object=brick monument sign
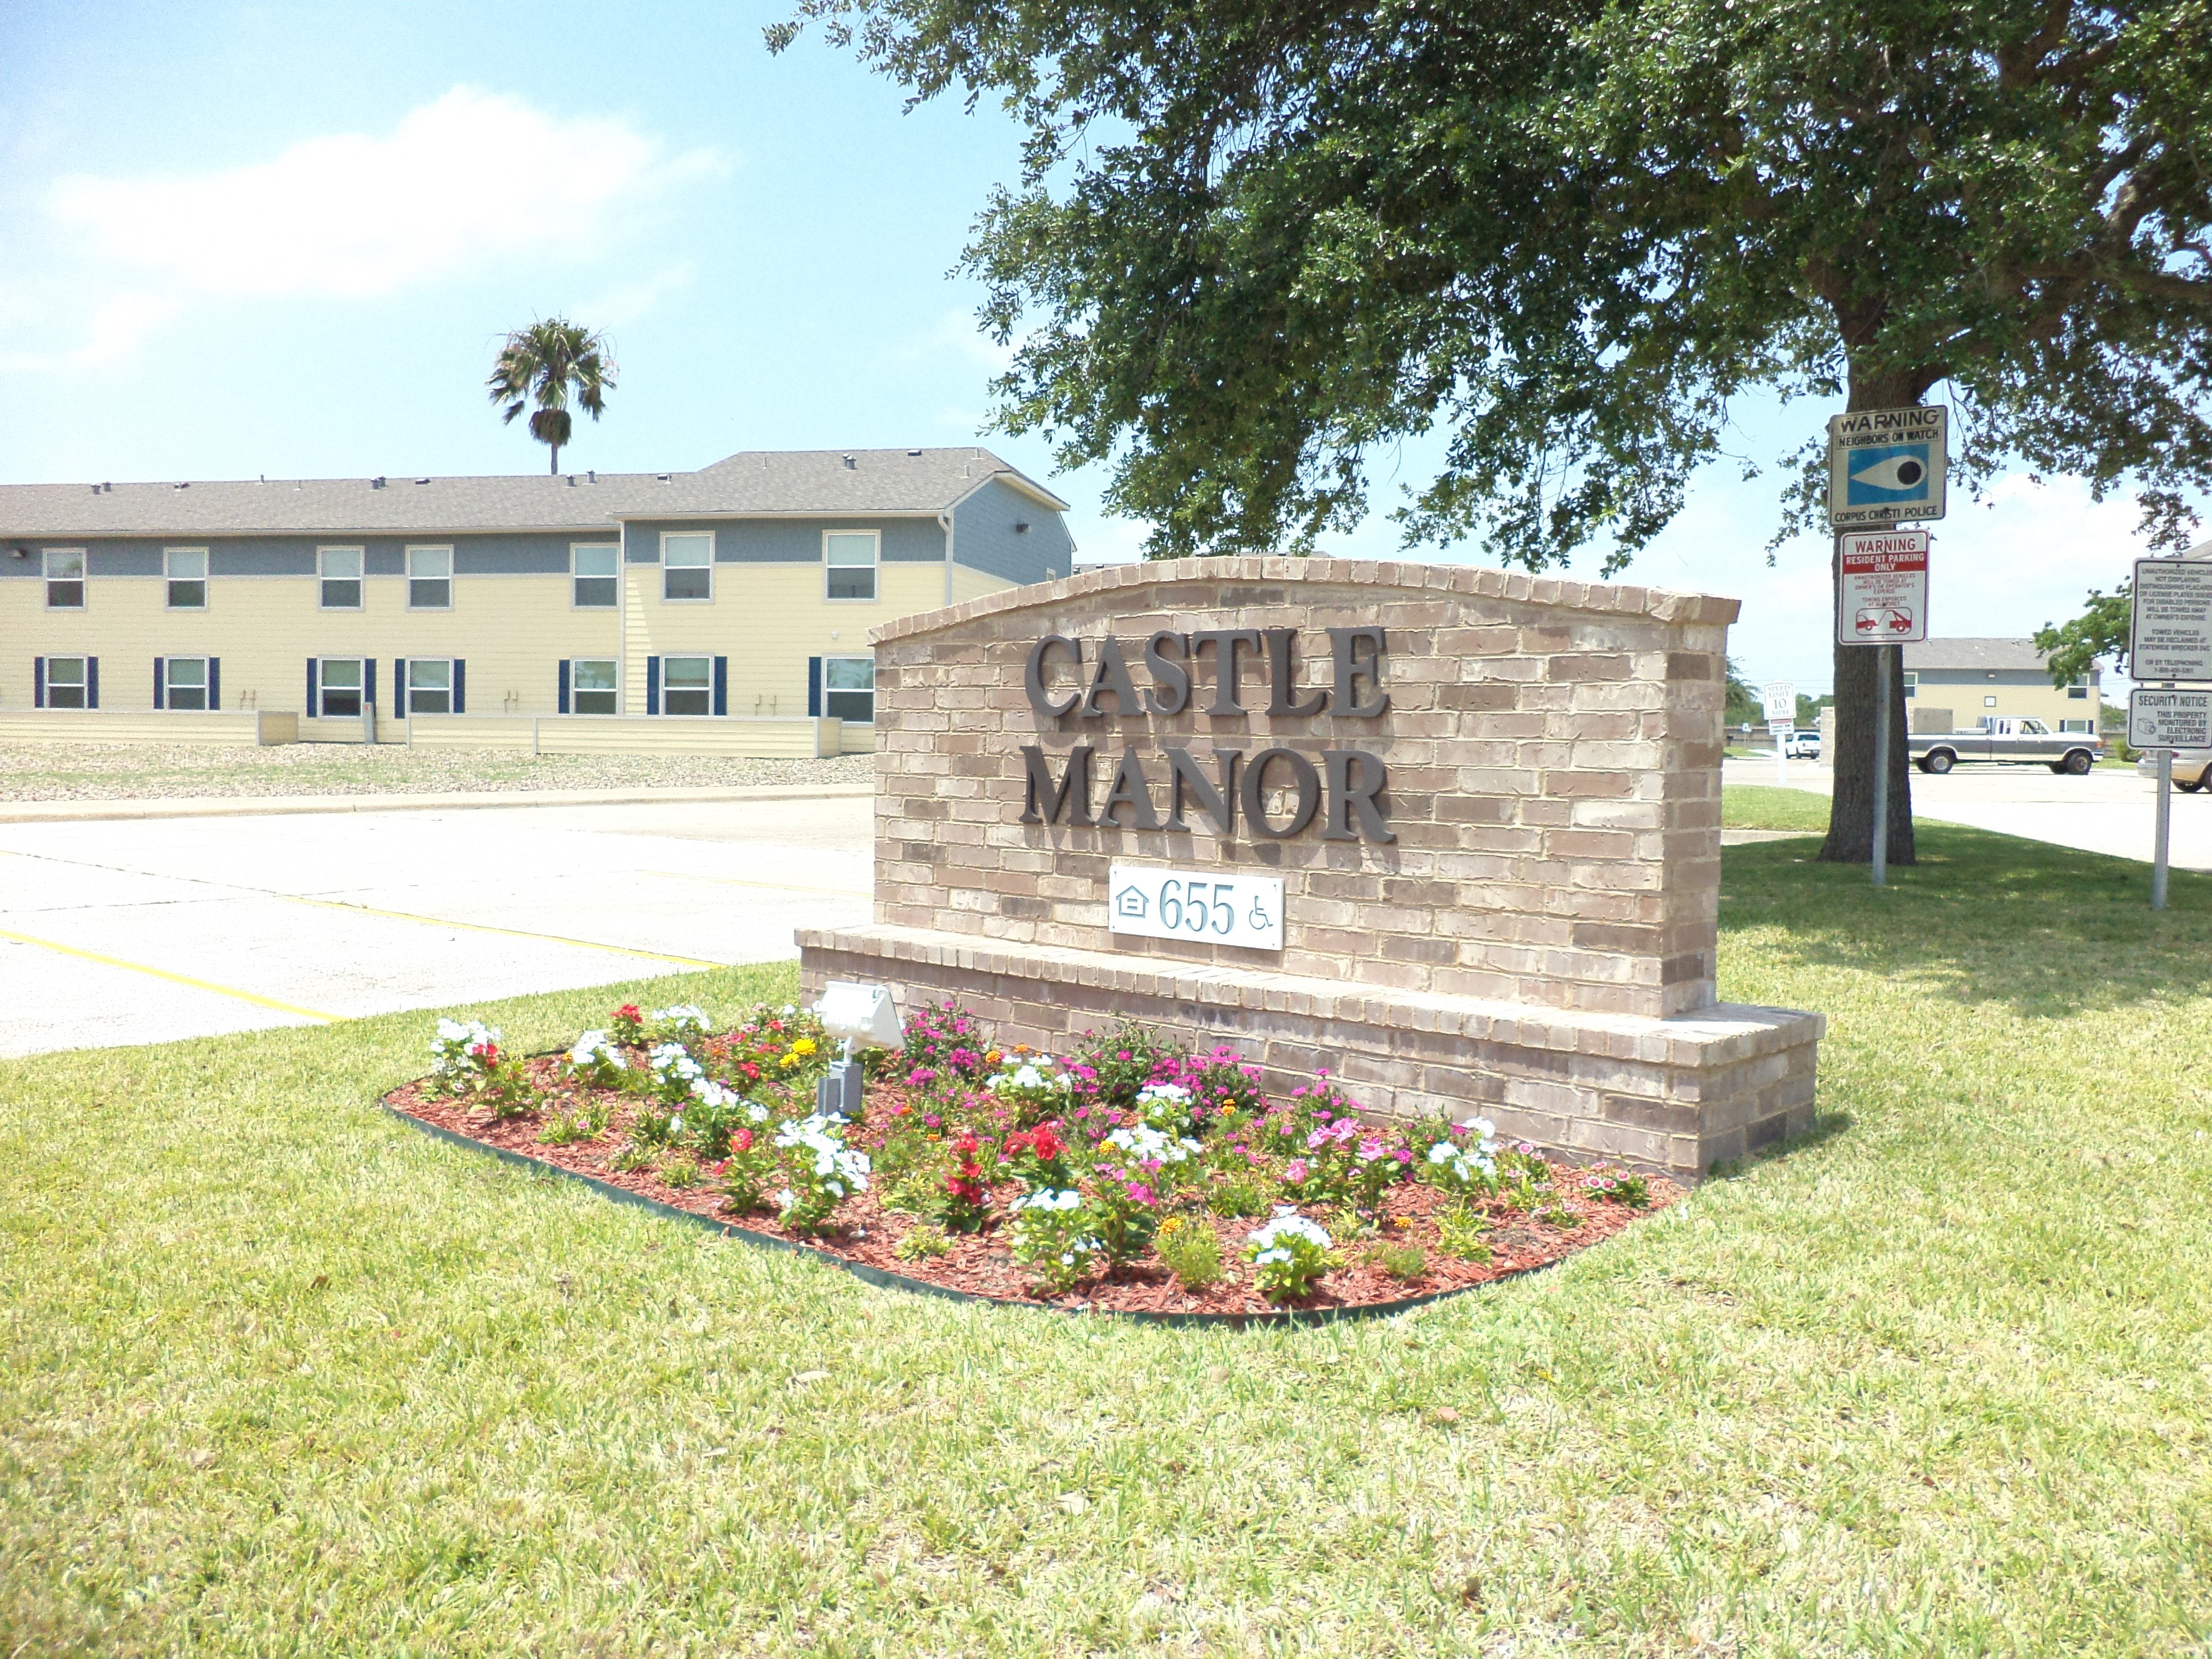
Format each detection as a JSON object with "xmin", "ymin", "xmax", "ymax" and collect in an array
[{"xmin": 799, "ymin": 558, "xmax": 1822, "ymax": 1180}]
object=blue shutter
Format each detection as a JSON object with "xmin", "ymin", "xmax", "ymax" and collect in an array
[
  {"xmin": 33, "ymin": 657, "xmax": 46, "ymax": 709},
  {"xmin": 307, "ymin": 659, "xmax": 319, "ymax": 718},
  {"xmin": 713, "ymin": 656, "xmax": 728, "ymax": 716},
  {"xmin": 363, "ymin": 657, "xmax": 377, "ymax": 712},
  {"xmin": 394, "ymin": 659, "xmax": 407, "ymax": 716},
  {"xmin": 207, "ymin": 658, "xmax": 220, "ymax": 712},
  {"xmin": 452, "ymin": 659, "xmax": 465, "ymax": 715},
  {"xmin": 87, "ymin": 657, "xmax": 99, "ymax": 710},
  {"xmin": 153, "ymin": 657, "xmax": 166, "ymax": 711},
  {"xmin": 807, "ymin": 656, "xmax": 822, "ymax": 717},
  {"xmin": 646, "ymin": 655, "xmax": 661, "ymax": 715},
  {"xmin": 557, "ymin": 659, "xmax": 570, "ymax": 714}
]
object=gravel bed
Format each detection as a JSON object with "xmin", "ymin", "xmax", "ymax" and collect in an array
[{"xmin": 0, "ymin": 741, "xmax": 877, "ymax": 802}]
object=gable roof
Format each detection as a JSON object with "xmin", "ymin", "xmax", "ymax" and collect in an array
[
  {"xmin": 1901, "ymin": 637, "xmax": 2066, "ymax": 673},
  {"xmin": 0, "ymin": 447, "xmax": 1065, "ymax": 540}
]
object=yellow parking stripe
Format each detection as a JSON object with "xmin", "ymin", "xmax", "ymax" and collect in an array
[
  {"xmin": 281, "ymin": 896, "xmax": 724, "ymax": 968},
  {"xmin": 0, "ymin": 928, "xmax": 338, "ymax": 1022},
  {"xmin": 640, "ymin": 869, "xmax": 870, "ymax": 900}
]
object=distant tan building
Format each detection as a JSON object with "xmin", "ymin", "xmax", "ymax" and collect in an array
[{"xmin": 1902, "ymin": 637, "xmax": 2098, "ymax": 735}]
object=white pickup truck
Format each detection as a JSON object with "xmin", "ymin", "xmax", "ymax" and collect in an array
[{"xmin": 1910, "ymin": 718, "xmax": 2102, "ymax": 775}]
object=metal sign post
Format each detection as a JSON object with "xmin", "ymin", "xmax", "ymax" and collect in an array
[
  {"xmin": 2130, "ymin": 563, "xmax": 2212, "ymax": 910},
  {"xmin": 2129, "ymin": 685, "xmax": 2210, "ymax": 913},
  {"xmin": 1827, "ymin": 412, "xmax": 1946, "ymax": 885}
]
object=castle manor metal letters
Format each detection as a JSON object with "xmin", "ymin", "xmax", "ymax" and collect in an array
[{"xmin": 1016, "ymin": 625, "xmax": 1394, "ymax": 843}]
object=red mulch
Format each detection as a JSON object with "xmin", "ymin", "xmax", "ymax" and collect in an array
[{"xmin": 385, "ymin": 1059, "xmax": 1682, "ymax": 1318}]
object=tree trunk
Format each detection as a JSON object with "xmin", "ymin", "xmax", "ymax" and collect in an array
[
  {"xmin": 550, "ymin": 445, "xmax": 560, "ymax": 475},
  {"xmin": 1817, "ymin": 370, "xmax": 1920, "ymax": 865}
]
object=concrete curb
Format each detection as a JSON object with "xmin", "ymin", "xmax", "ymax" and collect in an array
[{"xmin": 0, "ymin": 782, "xmax": 878, "ymax": 825}]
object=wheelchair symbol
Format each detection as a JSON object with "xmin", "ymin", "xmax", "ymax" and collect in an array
[{"xmin": 1247, "ymin": 896, "xmax": 1272, "ymax": 932}]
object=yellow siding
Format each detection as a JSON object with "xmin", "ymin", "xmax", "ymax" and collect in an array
[
  {"xmin": 950, "ymin": 561, "xmax": 1013, "ymax": 603},
  {"xmin": 0, "ymin": 710, "xmax": 296, "ymax": 746},
  {"xmin": 1911, "ymin": 677, "xmax": 2101, "ymax": 730},
  {"xmin": 0, "ymin": 572, "xmax": 618, "ymax": 716}
]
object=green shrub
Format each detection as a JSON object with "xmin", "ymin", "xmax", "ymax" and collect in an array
[
  {"xmin": 1154, "ymin": 1216, "xmax": 1224, "ymax": 1289},
  {"xmin": 1367, "ymin": 1241, "xmax": 1427, "ymax": 1281},
  {"xmin": 893, "ymin": 1224, "xmax": 951, "ymax": 1262},
  {"xmin": 1435, "ymin": 1203, "xmax": 1493, "ymax": 1263}
]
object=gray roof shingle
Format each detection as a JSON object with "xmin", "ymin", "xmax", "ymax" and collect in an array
[
  {"xmin": 1901, "ymin": 637, "xmax": 2069, "ymax": 672},
  {"xmin": 0, "ymin": 447, "xmax": 1065, "ymax": 539}
]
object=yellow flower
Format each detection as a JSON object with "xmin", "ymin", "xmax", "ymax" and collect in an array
[
  {"xmin": 780, "ymin": 1052, "xmax": 801, "ymax": 1068},
  {"xmin": 1158, "ymin": 1216, "xmax": 1184, "ymax": 1237},
  {"xmin": 793, "ymin": 1038, "xmax": 817, "ymax": 1057}
]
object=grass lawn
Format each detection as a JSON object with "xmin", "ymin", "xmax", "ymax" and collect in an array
[
  {"xmin": 5, "ymin": 828, "xmax": 2211, "ymax": 1655},
  {"xmin": 1724, "ymin": 784, "xmax": 1833, "ymax": 833}
]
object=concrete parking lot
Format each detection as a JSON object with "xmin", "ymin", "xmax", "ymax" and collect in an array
[
  {"xmin": 0, "ymin": 796, "xmax": 872, "ymax": 1057},
  {"xmin": 1726, "ymin": 756, "xmax": 2212, "ymax": 870}
]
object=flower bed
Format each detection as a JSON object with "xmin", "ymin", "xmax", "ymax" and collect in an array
[{"xmin": 387, "ymin": 1001, "xmax": 1681, "ymax": 1317}]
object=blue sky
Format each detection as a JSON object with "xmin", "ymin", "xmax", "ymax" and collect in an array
[{"xmin": 2, "ymin": 0, "xmax": 2188, "ymax": 696}]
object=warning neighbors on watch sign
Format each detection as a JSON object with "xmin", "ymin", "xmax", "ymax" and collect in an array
[
  {"xmin": 1837, "ymin": 530, "xmax": 1929, "ymax": 645},
  {"xmin": 1827, "ymin": 406, "xmax": 1948, "ymax": 528}
]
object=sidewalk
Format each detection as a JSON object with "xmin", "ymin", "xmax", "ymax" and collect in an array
[{"xmin": 0, "ymin": 781, "xmax": 876, "ymax": 825}]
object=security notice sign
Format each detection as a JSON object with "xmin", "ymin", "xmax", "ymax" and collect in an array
[
  {"xmin": 1827, "ymin": 406, "xmax": 1949, "ymax": 527},
  {"xmin": 1838, "ymin": 530, "xmax": 1929, "ymax": 644},
  {"xmin": 2132, "ymin": 558, "xmax": 2212, "ymax": 682},
  {"xmin": 2129, "ymin": 687, "xmax": 2212, "ymax": 750}
]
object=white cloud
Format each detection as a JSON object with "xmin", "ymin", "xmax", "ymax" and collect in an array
[
  {"xmin": 583, "ymin": 262, "xmax": 698, "ymax": 326},
  {"xmin": 903, "ymin": 308, "xmax": 1016, "ymax": 373},
  {"xmin": 49, "ymin": 87, "xmax": 727, "ymax": 301},
  {"xmin": 0, "ymin": 289, "xmax": 184, "ymax": 374}
]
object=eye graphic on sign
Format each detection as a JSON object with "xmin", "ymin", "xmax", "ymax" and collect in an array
[{"xmin": 1846, "ymin": 444, "xmax": 1933, "ymax": 502}]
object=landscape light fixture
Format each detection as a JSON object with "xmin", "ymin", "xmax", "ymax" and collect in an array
[{"xmin": 813, "ymin": 980, "xmax": 902, "ymax": 1119}]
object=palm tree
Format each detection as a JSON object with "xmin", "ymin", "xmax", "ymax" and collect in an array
[{"xmin": 487, "ymin": 318, "xmax": 615, "ymax": 474}]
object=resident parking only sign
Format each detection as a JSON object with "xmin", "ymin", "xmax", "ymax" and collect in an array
[
  {"xmin": 1838, "ymin": 530, "xmax": 1930, "ymax": 645},
  {"xmin": 1828, "ymin": 406, "xmax": 1948, "ymax": 527}
]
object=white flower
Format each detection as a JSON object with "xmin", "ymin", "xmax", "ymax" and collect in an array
[
  {"xmin": 668, "ymin": 1116, "xmax": 686, "ymax": 1137},
  {"xmin": 776, "ymin": 1188, "xmax": 796, "ymax": 1209},
  {"xmin": 746, "ymin": 1102, "xmax": 770, "ymax": 1124},
  {"xmin": 781, "ymin": 1004, "xmax": 797, "ymax": 1015},
  {"xmin": 1137, "ymin": 1082, "xmax": 1193, "ymax": 1104},
  {"xmin": 1249, "ymin": 1215, "xmax": 1332, "ymax": 1252},
  {"xmin": 690, "ymin": 1078, "xmax": 740, "ymax": 1110}
]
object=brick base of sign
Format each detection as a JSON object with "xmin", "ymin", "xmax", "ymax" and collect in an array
[{"xmin": 798, "ymin": 925, "xmax": 1823, "ymax": 1183}]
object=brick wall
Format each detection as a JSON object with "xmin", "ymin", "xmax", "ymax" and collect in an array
[{"xmin": 869, "ymin": 558, "xmax": 1735, "ymax": 1020}]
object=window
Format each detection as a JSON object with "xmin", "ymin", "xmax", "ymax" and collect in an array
[
  {"xmin": 2061, "ymin": 718, "xmax": 2095, "ymax": 733},
  {"xmin": 166, "ymin": 548, "xmax": 207, "ymax": 609},
  {"xmin": 45, "ymin": 549, "xmax": 84, "ymax": 609},
  {"xmin": 663, "ymin": 533, "xmax": 712, "ymax": 601},
  {"xmin": 1902, "ymin": 671, "xmax": 1917, "ymax": 699},
  {"xmin": 320, "ymin": 547, "xmax": 363, "ymax": 609},
  {"xmin": 317, "ymin": 658, "xmax": 364, "ymax": 718},
  {"xmin": 571, "ymin": 658, "xmax": 618, "ymax": 715},
  {"xmin": 824, "ymin": 656, "xmax": 875, "ymax": 723},
  {"xmin": 43, "ymin": 656, "xmax": 89, "ymax": 708},
  {"xmin": 163, "ymin": 656, "xmax": 210, "ymax": 711},
  {"xmin": 2067, "ymin": 676, "xmax": 2090, "ymax": 699},
  {"xmin": 406, "ymin": 658, "xmax": 452, "ymax": 715},
  {"xmin": 573, "ymin": 544, "xmax": 619, "ymax": 608},
  {"xmin": 1984, "ymin": 695, "xmax": 1998, "ymax": 708},
  {"xmin": 825, "ymin": 530, "xmax": 878, "ymax": 601},
  {"xmin": 408, "ymin": 546, "xmax": 452, "ymax": 609},
  {"xmin": 663, "ymin": 655, "xmax": 712, "ymax": 715}
]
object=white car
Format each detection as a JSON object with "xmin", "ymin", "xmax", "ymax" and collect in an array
[{"xmin": 1779, "ymin": 729, "xmax": 1821, "ymax": 760}]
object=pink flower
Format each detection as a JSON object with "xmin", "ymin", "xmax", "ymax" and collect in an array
[{"xmin": 1283, "ymin": 1159, "xmax": 1309, "ymax": 1184}]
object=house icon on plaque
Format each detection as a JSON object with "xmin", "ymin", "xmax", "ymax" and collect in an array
[{"xmin": 1114, "ymin": 885, "xmax": 1149, "ymax": 919}]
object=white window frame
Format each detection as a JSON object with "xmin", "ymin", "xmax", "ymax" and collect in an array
[
  {"xmin": 1901, "ymin": 671, "xmax": 1917, "ymax": 699},
  {"xmin": 822, "ymin": 655, "xmax": 876, "ymax": 725},
  {"xmin": 405, "ymin": 657, "xmax": 454, "ymax": 716},
  {"xmin": 165, "ymin": 547, "xmax": 208, "ymax": 610},
  {"xmin": 316, "ymin": 657, "xmax": 365, "ymax": 719},
  {"xmin": 2060, "ymin": 718, "xmax": 2095, "ymax": 734},
  {"xmin": 571, "ymin": 543, "xmax": 620, "ymax": 610},
  {"xmin": 571, "ymin": 658, "xmax": 620, "ymax": 716},
  {"xmin": 319, "ymin": 546, "xmax": 365, "ymax": 610},
  {"xmin": 164, "ymin": 655, "xmax": 211, "ymax": 711},
  {"xmin": 1984, "ymin": 695, "xmax": 1998, "ymax": 708},
  {"xmin": 2067, "ymin": 676, "xmax": 2090, "ymax": 699},
  {"xmin": 407, "ymin": 545, "xmax": 453, "ymax": 610},
  {"xmin": 662, "ymin": 654, "xmax": 714, "ymax": 717},
  {"xmin": 45, "ymin": 655, "xmax": 90, "ymax": 708},
  {"xmin": 661, "ymin": 532, "xmax": 713, "ymax": 603},
  {"xmin": 44, "ymin": 548, "xmax": 86, "ymax": 610},
  {"xmin": 823, "ymin": 529, "xmax": 880, "ymax": 603}
]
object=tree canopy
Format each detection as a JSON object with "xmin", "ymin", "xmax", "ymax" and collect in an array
[
  {"xmin": 488, "ymin": 318, "xmax": 616, "ymax": 475},
  {"xmin": 772, "ymin": 0, "xmax": 2212, "ymax": 859}
]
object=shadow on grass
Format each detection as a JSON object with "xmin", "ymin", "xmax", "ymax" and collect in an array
[{"xmin": 1719, "ymin": 820, "xmax": 2212, "ymax": 1018}]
